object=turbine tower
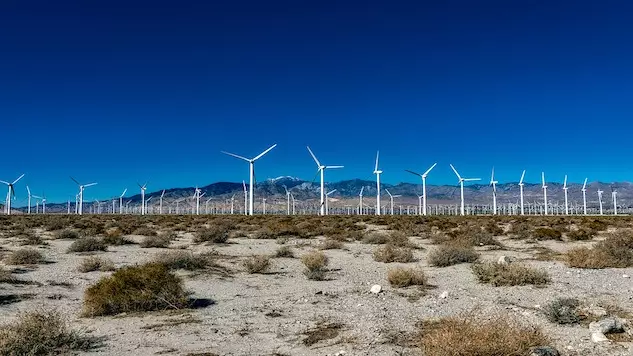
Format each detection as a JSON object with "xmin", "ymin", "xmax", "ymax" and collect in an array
[
  {"xmin": 221, "ymin": 144, "xmax": 277, "ymax": 216},
  {"xmin": 138, "ymin": 182, "xmax": 148, "ymax": 215},
  {"xmin": 541, "ymin": 172, "xmax": 548, "ymax": 215},
  {"xmin": 193, "ymin": 187, "xmax": 201, "ymax": 215},
  {"xmin": 581, "ymin": 178, "xmax": 588, "ymax": 215},
  {"xmin": 325, "ymin": 189, "xmax": 337, "ymax": 215},
  {"xmin": 307, "ymin": 146, "xmax": 343, "ymax": 216},
  {"xmin": 26, "ymin": 186, "xmax": 32, "ymax": 214},
  {"xmin": 405, "ymin": 163, "xmax": 437, "ymax": 216},
  {"xmin": 1, "ymin": 174, "xmax": 24, "ymax": 215},
  {"xmin": 384, "ymin": 189, "xmax": 401, "ymax": 215},
  {"xmin": 70, "ymin": 177, "xmax": 97, "ymax": 215},
  {"xmin": 119, "ymin": 188, "xmax": 127, "ymax": 214},
  {"xmin": 242, "ymin": 180, "xmax": 248, "ymax": 215},
  {"xmin": 612, "ymin": 186, "xmax": 618, "ymax": 215},
  {"xmin": 519, "ymin": 170, "xmax": 526, "ymax": 215},
  {"xmin": 597, "ymin": 189, "xmax": 604, "ymax": 215},
  {"xmin": 490, "ymin": 167, "xmax": 498, "ymax": 215},
  {"xmin": 563, "ymin": 175, "xmax": 569, "ymax": 215},
  {"xmin": 283, "ymin": 185, "xmax": 291, "ymax": 215},
  {"xmin": 159, "ymin": 190, "xmax": 166, "ymax": 214},
  {"xmin": 373, "ymin": 151, "xmax": 382, "ymax": 216},
  {"xmin": 449, "ymin": 164, "xmax": 481, "ymax": 216},
  {"xmin": 358, "ymin": 187, "xmax": 364, "ymax": 215}
]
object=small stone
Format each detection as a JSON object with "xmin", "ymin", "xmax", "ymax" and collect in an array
[
  {"xmin": 498, "ymin": 255, "xmax": 516, "ymax": 265},
  {"xmin": 623, "ymin": 274, "xmax": 630, "ymax": 278},
  {"xmin": 370, "ymin": 285, "xmax": 382, "ymax": 294},
  {"xmin": 530, "ymin": 346, "xmax": 560, "ymax": 356},
  {"xmin": 582, "ymin": 305, "xmax": 607, "ymax": 318},
  {"xmin": 439, "ymin": 291, "xmax": 448, "ymax": 299}
]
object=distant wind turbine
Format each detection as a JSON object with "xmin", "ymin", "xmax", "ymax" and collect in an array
[
  {"xmin": 490, "ymin": 167, "xmax": 498, "ymax": 215},
  {"xmin": 325, "ymin": 189, "xmax": 337, "ymax": 215},
  {"xmin": 283, "ymin": 185, "xmax": 291, "ymax": 215},
  {"xmin": 405, "ymin": 163, "xmax": 437, "ymax": 216},
  {"xmin": 358, "ymin": 186, "xmax": 364, "ymax": 215},
  {"xmin": 119, "ymin": 188, "xmax": 127, "ymax": 214},
  {"xmin": 373, "ymin": 151, "xmax": 382, "ymax": 216},
  {"xmin": 1, "ymin": 174, "xmax": 24, "ymax": 215},
  {"xmin": 242, "ymin": 180, "xmax": 248, "ymax": 215},
  {"xmin": 541, "ymin": 172, "xmax": 548, "ymax": 215},
  {"xmin": 518, "ymin": 170, "xmax": 526, "ymax": 215},
  {"xmin": 563, "ymin": 175, "xmax": 569, "ymax": 215},
  {"xmin": 597, "ymin": 189, "xmax": 604, "ymax": 215},
  {"xmin": 581, "ymin": 178, "xmax": 588, "ymax": 215},
  {"xmin": 385, "ymin": 189, "xmax": 401, "ymax": 215},
  {"xmin": 26, "ymin": 185, "xmax": 32, "ymax": 214},
  {"xmin": 612, "ymin": 186, "xmax": 618, "ymax": 215},
  {"xmin": 138, "ymin": 182, "xmax": 148, "ymax": 215},
  {"xmin": 449, "ymin": 164, "xmax": 480, "ymax": 216},
  {"xmin": 307, "ymin": 146, "xmax": 343, "ymax": 216},
  {"xmin": 159, "ymin": 190, "xmax": 166, "ymax": 214},
  {"xmin": 70, "ymin": 177, "xmax": 97, "ymax": 215}
]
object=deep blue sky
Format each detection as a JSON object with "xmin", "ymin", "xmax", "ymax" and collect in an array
[{"xmin": 2, "ymin": 0, "xmax": 633, "ymax": 203}]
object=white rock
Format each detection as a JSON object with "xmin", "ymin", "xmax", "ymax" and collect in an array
[
  {"xmin": 498, "ymin": 256, "xmax": 515, "ymax": 265},
  {"xmin": 439, "ymin": 291, "xmax": 448, "ymax": 299},
  {"xmin": 370, "ymin": 284, "xmax": 382, "ymax": 294},
  {"xmin": 591, "ymin": 331, "xmax": 609, "ymax": 343},
  {"xmin": 623, "ymin": 274, "xmax": 630, "ymax": 278}
]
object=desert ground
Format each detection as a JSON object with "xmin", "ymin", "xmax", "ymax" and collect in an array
[{"xmin": 0, "ymin": 214, "xmax": 632, "ymax": 356}]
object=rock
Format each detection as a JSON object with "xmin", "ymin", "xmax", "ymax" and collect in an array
[
  {"xmin": 623, "ymin": 274, "xmax": 630, "ymax": 278},
  {"xmin": 497, "ymin": 255, "xmax": 516, "ymax": 265},
  {"xmin": 334, "ymin": 351, "xmax": 346, "ymax": 356},
  {"xmin": 530, "ymin": 346, "xmax": 560, "ymax": 356},
  {"xmin": 370, "ymin": 285, "xmax": 382, "ymax": 294},
  {"xmin": 439, "ymin": 291, "xmax": 448, "ymax": 299},
  {"xmin": 589, "ymin": 317, "xmax": 626, "ymax": 342},
  {"xmin": 582, "ymin": 305, "xmax": 608, "ymax": 318}
]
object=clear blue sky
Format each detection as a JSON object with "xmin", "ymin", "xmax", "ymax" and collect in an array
[{"xmin": 2, "ymin": 0, "xmax": 632, "ymax": 203}]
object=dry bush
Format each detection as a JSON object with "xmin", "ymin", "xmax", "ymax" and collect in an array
[
  {"xmin": 273, "ymin": 246, "xmax": 294, "ymax": 258},
  {"xmin": 419, "ymin": 314, "xmax": 549, "ymax": 356},
  {"xmin": 533, "ymin": 227, "xmax": 563, "ymax": 241},
  {"xmin": 566, "ymin": 230, "xmax": 633, "ymax": 269},
  {"xmin": 54, "ymin": 229, "xmax": 79, "ymax": 239},
  {"xmin": 83, "ymin": 263, "xmax": 189, "ymax": 317},
  {"xmin": 428, "ymin": 245, "xmax": 479, "ymax": 267},
  {"xmin": 152, "ymin": 251, "xmax": 211, "ymax": 271},
  {"xmin": 484, "ymin": 221, "xmax": 504, "ymax": 235},
  {"xmin": 0, "ymin": 310, "xmax": 101, "ymax": 354},
  {"xmin": 102, "ymin": 233, "xmax": 133, "ymax": 246},
  {"xmin": 362, "ymin": 231, "xmax": 389, "ymax": 244},
  {"xmin": 242, "ymin": 255, "xmax": 271, "ymax": 274},
  {"xmin": 566, "ymin": 228, "xmax": 595, "ymax": 241},
  {"xmin": 387, "ymin": 267, "xmax": 428, "ymax": 288},
  {"xmin": 373, "ymin": 245, "xmax": 414, "ymax": 263},
  {"xmin": 472, "ymin": 262, "xmax": 550, "ymax": 286},
  {"xmin": 68, "ymin": 237, "xmax": 107, "ymax": 253},
  {"xmin": 78, "ymin": 256, "xmax": 115, "ymax": 273},
  {"xmin": 543, "ymin": 298, "xmax": 582, "ymax": 324},
  {"xmin": 133, "ymin": 226, "xmax": 157, "ymax": 236},
  {"xmin": 301, "ymin": 251, "xmax": 328, "ymax": 280},
  {"xmin": 0, "ymin": 267, "xmax": 12, "ymax": 282},
  {"xmin": 5, "ymin": 249, "xmax": 44, "ymax": 265},
  {"xmin": 18, "ymin": 230, "xmax": 44, "ymax": 246},
  {"xmin": 320, "ymin": 238, "xmax": 344, "ymax": 250},
  {"xmin": 194, "ymin": 226, "xmax": 229, "ymax": 244},
  {"xmin": 438, "ymin": 225, "xmax": 500, "ymax": 247},
  {"xmin": 139, "ymin": 234, "xmax": 171, "ymax": 248}
]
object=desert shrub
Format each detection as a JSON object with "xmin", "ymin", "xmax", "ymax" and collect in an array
[
  {"xmin": 484, "ymin": 221, "xmax": 504, "ymax": 235},
  {"xmin": 373, "ymin": 245, "xmax": 414, "ymax": 263},
  {"xmin": 566, "ymin": 230, "xmax": 633, "ymax": 269},
  {"xmin": 78, "ymin": 256, "xmax": 115, "ymax": 273},
  {"xmin": 418, "ymin": 314, "xmax": 549, "ymax": 356},
  {"xmin": 194, "ymin": 226, "xmax": 229, "ymax": 244},
  {"xmin": 133, "ymin": 226, "xmax": 157, "ymax": 237},
  {"xmin": 55, "ymin": 229, "xmax": 79, "ymax": 240},
  {"xmin": 0, "ymin": 310, "xmax": 101, "ymax": 354},
  {"xmin": 566, "ymin": 228, "xmax": 595, "ymax": 241},
  {"xmin": 428, "ymin": 245, "xmax": 479, "ymax": 267},
  {"xmin": 533, "ymin": 227, "xmax": 562, "ymax": 241},
  {"xmin": 301, "ymin": 251, "xmax": 328, "ymax": 280},
  {"xmin": 388, "ymin": 231, "xmax": 415, "ymax": 247},
  {"xmin": 387, "ymin": 267, "xmax": 428, "ymax": 288},
  {"xmin": 582, "ymin": 219, "xmax": 608, "ymax": 232},
  {"xmin": 242, "ymin": 255, "xmax": 271, "ymax": 274},
  {"xmin": 82, "ymin": 263, "xmax": 189, "ymax": 316},
  {"xmin": 45, "ymin": 219, "xmax": 68, "ymax": 231},
  {"xmin": 152, "ymin": 251, "xmax": 211, "ymax": 271},
  {"xmin": 68, "ymin": 237, "xmax": 107, "ymax": 253},
  {"xmin": 5, "ymin": 249, "xmax": 44, "ymax": 265},
  {"xmin": 472, "ymin": 262, "xmax": 550, "ymax": 286},
  {"xmin": 362, "ymin": 231, "xmax": 389, "ymax": 244},
  {"xmin": 102, "ymin": 233, "xmax": 133, "ymax": 246},
  {"xmin": 508, "ymin": 222, "xmax": 531, "ymax": 239},
  {"xmin": 18, "ymin": 230, "xmax": 44, "ymax": 246},
  {"xmin": 543, "ymin": 298, "xmax": 582, "ymax": 324},
  {"xmin": 320, "ymin": 239, "xmax": 344, "ymax": 250},
  {"xmin": 440, "ymin": 225, "xmax": 499, "ymax": 247},
  {"xmin": 139, "ymin": 235, "xmax": 171, "ymax": 248},
  {"xmin": 273, "ymin": 246, "xmax": 294, "ymax": 258},
  {"xmin": 0, "ymin": 267, "xmax": 12, "ymax": 283}
]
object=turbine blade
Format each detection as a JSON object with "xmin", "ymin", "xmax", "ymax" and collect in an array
[
  {"xmin": 541, "ymin": 172, "xmax": 545, "ymax": 186},
  {"xmin": 221, "ymin": 151, "xmax": 250, "ymax": 162},
  {"xmin": 26, "ymin": 186, "xmax": 31, "ymax": 195},
  {"xmin": 70, "ymin": 177, "xmax": 80, "ymax": 185},
  {"xmin": 423, "ymin": 163, "xmax": 437, "ymax": 176},
  {"xmin": 374, "ymin": 151, "xmax": 379, "ymax": 172},
  {"xmin": 563, "ymin": 175, "xmax": 567, "ymax": 188},
  {"xmin": 325, "ymin": 165, "xmax": 343, "ymax": 169},
  {"xmin": 582, "ymin": 178, "xmax": 588, "ymax": 189},
  {"xmin": 385, "ymin": 189, "xmax": 392, "ymax": 197},
  {"xmin": 306, "ymin": 146, "xmax": 321, "ymax": 167},
  {"xmin": 253, "ymin": 144, "xmax": 277, "ymax": 161},
  {"xmin": 311, "ymin": 169, "xmax": 320, "ymax": 184},
  {"xmin": 490, "ymin": 167, "xmax": 495, "ymax": 184},
  {"xmin": 520, "ymin": 170, "xmax": 526, "ymax": 184},
  {"xmin": 160, "ymin": 189, "xmax": 165, "ymax": 198},
  {"xmin": 405, "ymin": 169, "xmax": 422, "ymax": 176},
  {"xmin": 12, "ymin": 174, "xmax": 25, "ymax": 185},
  {"xmin": 463, "ymin": 178, "xmax": 481, "ymax": 181},
  {"xmin": 84, "ymin": 183, "xmax": 97, "ymax": 187},
  {"xmin": 449, "ymin": 164, "xmax": 462, "ymax": 180}
]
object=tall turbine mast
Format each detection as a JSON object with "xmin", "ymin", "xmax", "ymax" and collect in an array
[
  {"xmin": 373, "ymin": 151, "xmax": 382, "ymax": 216},
  {"xmin": 159, "ymin": 190, "xmax": 166, "ymax": 214},
  {"xmin": 449, "ymin": 164, "xmax": 481, "ymax": 216},
  {"xmin": 405, "ymin": 163, "xmax": 437, "ymax": 216},
  {"xmin": 0, "ymin": 174, "xmax": 25, "ymax": 215},
  {"xmin": 563, "ymin": 175, "xmax": 569, "ymax": 215},
  {"xmin": 358, "ymin": 187, "xmax": 364, "ymax": 215},
  {"xmin": 384, "ymin": 189, "xmax": 401, "ymax": 215},
  {"xmin": 119, "ymin": 188, "xmax": 127, "ymax": 214},
  {"xmin": 490, "ymin": 167, "xmax": 498, "ymax": 215},
  {"xmin": 519, "ymin": 170, "xmax": 526, "ymax": 215},
  {"xmin": 307, "ymin": 146, "xmax": 343, "ymax": 216},
  {"xmin": 597, "ymin": 189, "xmax": 604, "ymax": 215},
  {"xmin": 541, "ymin": 172, "xmax": 548, "ymax": 215},
  {"xmin": 70, "ymin": 177, "xmax": 97, "ymax": 215},
  {"xmin": 581, "ymin": 178, "xmax": 588, "ymax": 215}
]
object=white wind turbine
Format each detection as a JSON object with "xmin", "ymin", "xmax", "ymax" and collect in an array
[
  {"xmin": 221, "ymin": 144, "xmax": 277, "ymax": 216},
  {"xmin": 138, "ymin": 182, "xmax": 148, "ymax": 215},
  {"xmin": 1, "ymin": 174, "xmax": 24, "ymax": 215},
  {"xmin": 563, "ymin": 175, "xmax": 569, "ymax": 215},
  {"xmin": 417, "ymin": 194, "xmax": 423, "ymax": 215},
  {"xmin": 307, "ymin": 146, "xmax": 343, "ymax": 216},
  {"xmin": 230, "ymin": 194, "xmax": 235, "ymax": 214},
  {"xmin": 242, "ymin": 180, "xmax": 248, "ymax": 215},
  {"xmin": 581, "ymin": 178, "xmax": 588, "ymax": 215},
  {"xmin": 283, "ymin": 185, "xmax": 291, "ymax": 215},
  {"xmin": 193, "ymin": 187, "xmax": 201, "ymax": 215},
  {"xmin": 597, "ymin": 189, "xmax": 604, "ymax": 215},
  {"xmin": 541, "ymin": 172, "xmax": 548, "ymax": 215},
  {"xmin": 612, "ymin": 186, "xmax": 618, "ymax": 215},
  {"xmin": 373, "ymin": 151, "xmax": 382, "ymax": 216},
  {"xmin": 384, "ymin": 189, "xmax": 401, "ymax": 215},
  {"xmin": 518, "ymin": 170, "xmax": 526, "ymax": 215},
  {"xmin": 70, "ymin": 177, "xmax": 97, "ymax": 215},
  {"xmin": 405, "ymin": 163, "xmax": 437, "ymax": 216},
  {"xmin": 119, "ymin": 188, "xmax": 127, "ymax": 214},
  {"xmin": 325, "ymin": 189, "xmax": 337, "ymax": 215},
  {"xmin": 358, "ymin": 187, "xmax": 364, "ymax": 215},
  {"xmin": 145, "ymin": 196, "xmax": 153, "ymax": 214},
  {"xmin": 490, "ymin": 167, "xmax": 498, "ymax": 215},
  {"xmin": 159, "ymin": 190, "xmax": 166, "ymax": 214},
  {"xmin": 26, "ymin": 185, "xmax": 32, "ymax": 214},
  {"xmin": 449, "ymin": 164, "xmax": 481, "ymax": 216}
]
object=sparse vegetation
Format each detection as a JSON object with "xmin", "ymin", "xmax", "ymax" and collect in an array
[
  {"xmin": 320, "ymin": 238, "xmax": 344, "ymax": 250},
  {"xmin": 472, "ymin": 262, "xmax": 550, "ymax": 286},
  {"xmin": 566, "ymin": 229, "xmax": 633, "ymax": 268},
  {"xmin": 83, "ymin": 263, "xmax": 189, "ymax": 316},
  {"xmin": 242, "ymin": 255, "xmax": 271, "ymax": 274},
  {"xmin": 428, "ymin": 245, "xmax": 479, "ymax": 267},
  {"xmin": 373, "ymin": 245, "xmax": 414, "ymax": 263},
  {"xmin": 133, "ymin": 226, "xmax": 157, "ymax": 236},
  {"xmin": 543, "ymin": 298, "xmax": 582, "ymax": 324},
  {"xmin": 55, "ymin": 229, "xmax": 79, "ymax": 239},
  {"xmin": 78, "ymin": 256, "xmax": 116, "ymax": 273},
  {"xmin": 533, "ymin": 227, "xmax": 563, "ymax": 241},
  {"xmin": 68, "ymin": 237, "xmax": 107, "ymax": 253},
  {"xmin": 301, "ymin": 251, "xmax": 328, "ymax": 280},
  {"xmin": 387, "ymin": 267, "xmax": 428, "ymax": 288},
  {"xmin": 139, "ymin": 234, "xmax": 171, "ymax": 248},
  {"xmin": 153, "ymin": 251, "xmax": 211, "ymax": 271},
  {"xmin": 5, "ymin": 249, "xmax": 44, "ymax": 265},
  {"xmin": 194, "ymin": 226, "xmax": 230, "ymax": 244},
  {"xmin": 273, "ymin": 246, "xmax": 294, "ymax": 258}
]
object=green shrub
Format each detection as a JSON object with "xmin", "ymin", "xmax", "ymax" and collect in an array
[
  {"xmin": 78, "ymin": 257, "xmax": 116, "ymax": 273},
  {"xmin": 139, "ymin": 235, "xmax": 171, "ymax": 248},
  {"xmin": 68, "ymin": 237, "xmax": 107, "ymax": 253},
  {"xmin": 533, "ymin": 227, "xmax": 562, "ymax": 241},
  {"xmin": 428, "ymin": 245, "xmax": 479, "ymax": 267},
  {"xmin": 55, "ymin": 229, "xmax": 79, "ymax": 239},
  {"xmin": 194, "ymin": 226, "xmax": 229, "ymax": 244},
  {"xmin": 5, "ymin": 249, "xmax": 44, "ymax": 265},
  {"xmin": 543, "ymin": 298, "xmax": 582, "ymax": 324},
  {"xmin": 301, "ymin": 251, "xmax": 328, "ymax": 280}
]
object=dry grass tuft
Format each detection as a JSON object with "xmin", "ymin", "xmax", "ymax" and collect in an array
[
  {"xmin": 139, "ymin": 234, "xmax": 171, "ymax": 248},
  {"xmin": 78, "ymin": 256, "xmax": 116, "ymax": 273},
  {"xmin": 387, "ymin": 267, "xmax": 428, "ymax": 288},
  {"xmin": 193, "ymin": 226, "xmax": 230, "ymax": 244},
  {"xmin": 0, "ymin": 310, "xmax": 102, "ymax": 354},
  {"xmin": 273, "ymin": 246, "xmax": 294, "ymax": 258},
  {"xmin": 418, "ymin": 314, "xmax": 549, "ymax": 356},
  {"xmin": 152, "ymin": 251, "xmax": 212, "ymax": 271},
  {"xmin": 242, "ymin": 255, "xmax": 271, "ymax": 274},
  {"xmin": 4, "ymin": 249, "xmax": 44, "ymax": 265},
  {"xmin": 54, "ymin": 229, "xmax": 80, "ymax": 239},
  {"xmin": 373, "ymin": 245, "xmax": 414, "ymax": 263},
  {"xmin": 320, "ymin": 238, "xmax": 344, "ymax": 250},
  {"xmin": 428, "ymin": 245, "xmax": 479, "ymax": 267},
  {"xmin": 68, "ymin": 237, "xmax": 107, "ymax": 253},
  {"xmin": 472, "ymin": 262, "xmax": 550, "ymax": 286},
  {"xmin": 301, "ymin": 251, "xmax": 329, "ymax": 280},
  {"xmin": 543, "ymin": 298, "xmax": 582, "ymax": 324},
  {"xmin": 566, "ymin": 229, "xmax": 633, "ymax": 269},
  {"xmin": 133, "ymin": 226, "xmax": 157, "ymax": 236}
]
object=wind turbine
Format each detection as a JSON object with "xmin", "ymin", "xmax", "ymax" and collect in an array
[
  {"xmin": 373, "ymin": 151, "xmax": 382, "ymax": 216},
  {"xmin": 405, "ymin": 163, "xmax": 437, "ymax": 216},
  {"xmin": 119, "ymin": 188, "xmax": 127, "ymax": 214},
  {"xmin": 221, "ymin": 144, "xmax": 277, "ymax": 216},
  {"xmin": 70, "ymin": 177, "xmax": 97, "ymax": 215},
  {"xmin": 384, "ymin": 189, "xmax": 401, "ymax": 215},
  {"xmin": 193, "ymin": 187, "xmax": 201, "ymax": 215},
  {"xmin": 325, "ymin": 189, "xmax": 337, "ymax": 215},
  {"xmin": 563, "ymin": 175, "xmax": 569, "ymax": 215},
  {"xmin": 242, "ymin": 180, "xmax": 248, "ymax": 215},
  {"xmin": 146, "ymin": 196, "xmax": 154, "ymax": 214},
  {"xmin": 541, "ymin": 172, "xmax": 548, "ymax": 215},
  {"xmin": 518, "ymin": 170, "xmax": 526, "ymax": 215},
  {"xmin": 358, "ymin": 187, "xmax": 364, "ymax": 215},
  {"xmin": 283, "ymin": 185, "xmax": 291, "ymax": 215},
  {"xmin": 159, "ymin": 190, "xmax": 166, "ymax": 214},
  {"xmin": 230, "ymin": 194, "xmax": 235, "ymax": 214},
  {"xmin": 597, "ymin": 189, "xmax": 604, "ymax": 215},
  {"xmin": 307, "ymin": 146, "xmax": 343, "ymax": 216},
  {"xmin": 26, "ymin": 186, "xmax": 32, "ymax": 214},
  {"xmin": 449, "ymin": 164, "xmax": 480, "ymax": 216},
  {"xmin": 581, "ymin": 178, "xmax": 588, "ymax": 215},
  {"xmin": 0, "ymin": 174, "xmax": 24, "ymax": 215},
  {"xmin": 612, "ymin": 186, "xmax": 618, "ymax": 215},
  {"xmin": 417, "ymin": 195, "xmax": 423, "ymax": 215},
  {"xmin": 490, "ymin": 167, "xmax": 498, "ymax": 215},
  {"xmin": 138, "ymin": 182, "xmax": 148, "ymax": 215}
]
